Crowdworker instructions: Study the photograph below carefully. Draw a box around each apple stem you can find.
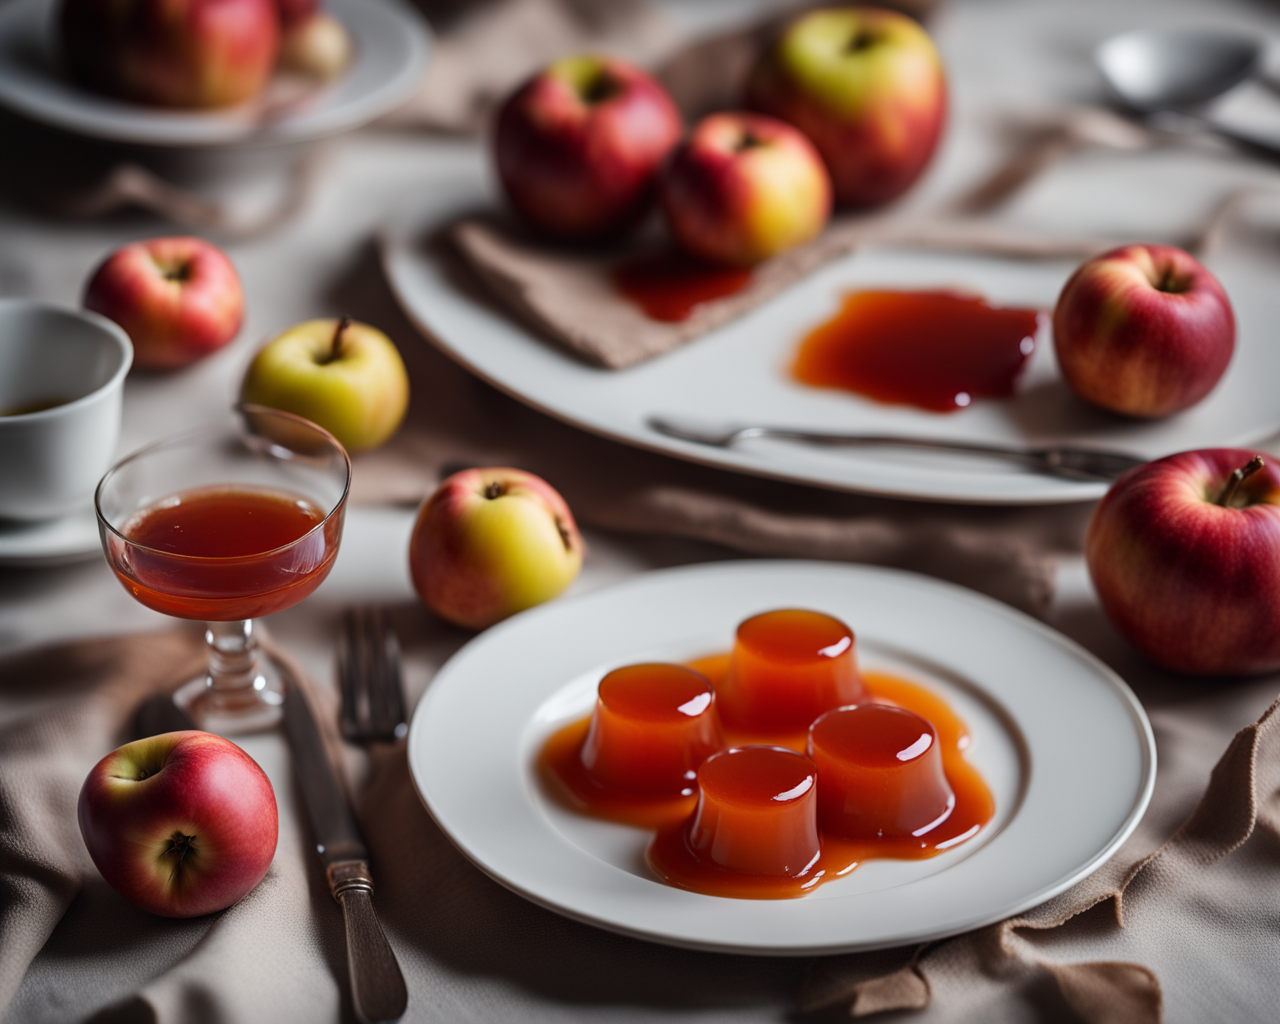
[163,831,197,863]
[327,316,352,364]
[1217,455,1265,507]
[484,481,506,500]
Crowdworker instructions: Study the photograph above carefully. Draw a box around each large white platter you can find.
[408,561,1155,955]
[381,164,1280,505]
[0,0,429,147]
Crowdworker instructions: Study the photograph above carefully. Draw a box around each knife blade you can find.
[282,672,408,1024]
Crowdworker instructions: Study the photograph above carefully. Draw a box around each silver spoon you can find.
[1096,28,1278,157]
[648,416,1146,484]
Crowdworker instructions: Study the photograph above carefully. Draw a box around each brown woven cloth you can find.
[3,629,1279,1022]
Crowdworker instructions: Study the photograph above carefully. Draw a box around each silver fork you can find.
[648,415,1147,483]
[339,608,408,743]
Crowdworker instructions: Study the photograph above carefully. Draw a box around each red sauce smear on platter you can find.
[792,289,1044,413]
[613,249,752,322]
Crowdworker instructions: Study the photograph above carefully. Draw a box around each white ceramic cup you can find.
[0,299,133,521]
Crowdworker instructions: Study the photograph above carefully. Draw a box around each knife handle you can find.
[329,861,408,1024]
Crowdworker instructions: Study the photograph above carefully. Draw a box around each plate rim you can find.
[0,0,431,147]
[406,559,1157,956]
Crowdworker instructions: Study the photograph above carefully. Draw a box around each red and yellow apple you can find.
[1053,244,1235,418]
[745,6,947,208]
[240,317,409,453]
[83,236,245,370]
[59,0,280,109]
[279,11,353,80]
[1087,449,1280,676]
[658,111,831,267]
[78,730,278,918]
[409,467,584,630]
[494,55,682,241]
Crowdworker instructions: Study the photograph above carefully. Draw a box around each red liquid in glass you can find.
[613,249,752,322]
[113,485,339,621]
[793,290,1043,412]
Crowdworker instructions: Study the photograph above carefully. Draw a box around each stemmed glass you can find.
[96,406,350,734]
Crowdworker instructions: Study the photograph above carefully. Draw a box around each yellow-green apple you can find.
[279,11,353,80]
[494,55,682,241]
[241,317,409,452]
[1053,244,1235,418]
[1086,449,1280,675]
[658,111,832,267]
[409,467,583,630]
[59,0,280,109]
[78,731,278,918]
[745,6,947,208]
[83,236,245,370]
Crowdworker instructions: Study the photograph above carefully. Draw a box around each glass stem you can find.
[205,619,265,696]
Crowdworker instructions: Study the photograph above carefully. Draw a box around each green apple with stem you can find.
[240,317,409,452]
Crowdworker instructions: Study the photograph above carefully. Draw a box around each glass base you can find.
[174,660,284,734]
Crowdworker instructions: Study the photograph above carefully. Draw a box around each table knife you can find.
[282,676,408,1024]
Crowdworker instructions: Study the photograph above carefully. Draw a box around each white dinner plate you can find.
[0,0,429,147]
[0,502,100,566]
[408,561,1155,955]
[381,163,1280,504]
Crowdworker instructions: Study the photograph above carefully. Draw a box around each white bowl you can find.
[0,299,132,521]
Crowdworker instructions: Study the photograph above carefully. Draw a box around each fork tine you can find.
[339,607,407,743]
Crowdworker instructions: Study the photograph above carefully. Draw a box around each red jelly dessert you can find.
[581,663,724,794]
[539,664,722,829]
[649,745,824,897]
[792,289,1042,413]
[808,704,954,840]
[613,248,752,322]
[717,609,865,736]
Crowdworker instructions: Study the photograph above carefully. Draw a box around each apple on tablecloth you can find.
[1087,449,1280,676]
[746,6,947,208]
[659,111,832,267]
[409,468,584,630]
[240,317,410,453]
[494,54,683,241]
[60,0,280,109]
[78,731,278,918]
[1053,243,1235,418]
[83,236,245,371]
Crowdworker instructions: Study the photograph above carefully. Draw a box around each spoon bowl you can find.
[1097,28,1263,112]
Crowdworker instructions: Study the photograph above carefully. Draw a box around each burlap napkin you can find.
[4,625,1280,1022]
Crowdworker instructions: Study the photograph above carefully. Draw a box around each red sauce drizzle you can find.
[613,249,752,322]
[792,289,1043,412]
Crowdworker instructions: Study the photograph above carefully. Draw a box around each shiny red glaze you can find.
[809,704,954,839]
[108,485,341,620]
[77,730,278,917]
[580,663,724,795]
[717,609,865,733]
[686,746,820,876]
[792,290,1041,412]
[613,249,752,322]
[494,56,682,241]
[1087,448,1280,675]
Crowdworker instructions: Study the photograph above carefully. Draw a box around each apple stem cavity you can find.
[163,831,198,864]
[319,316,352,365]
[483,481,507,500]
[1217,455,1265,507]
[735,130,765,152]
[581,71,623,105]
[846,30,880,53]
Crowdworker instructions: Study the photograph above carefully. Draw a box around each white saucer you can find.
[0,0,430,147]
[407,561,1156,955]
[0,503,101,566]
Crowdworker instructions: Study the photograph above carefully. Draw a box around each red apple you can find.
[409,468,584,630]
[60,0,280,109]
[745,7,947,208]
[1053,244,1235,418]
[78,731,278,917]
[1086,449,1280,675]
[658,111,832,267]
[494,55,682,241]
[83,236,245,370]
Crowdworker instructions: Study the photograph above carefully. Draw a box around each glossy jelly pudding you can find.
[809,704,954,840]
[717,609,865,736]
